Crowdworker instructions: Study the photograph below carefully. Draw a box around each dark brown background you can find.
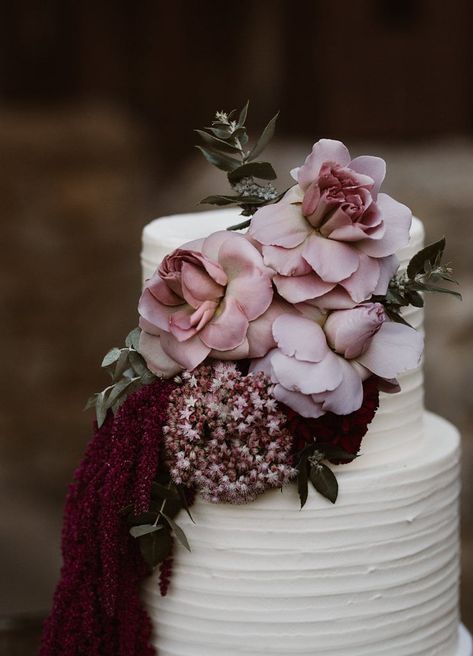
[1,0,473,651]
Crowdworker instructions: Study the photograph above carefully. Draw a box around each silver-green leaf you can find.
[162,512,191,551]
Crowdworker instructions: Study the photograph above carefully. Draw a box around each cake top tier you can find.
[141,209,424,281]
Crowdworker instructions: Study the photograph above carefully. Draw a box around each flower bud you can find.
[324,303,385,359]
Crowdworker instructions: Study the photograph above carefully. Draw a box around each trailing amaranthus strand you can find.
[40,379,176,656]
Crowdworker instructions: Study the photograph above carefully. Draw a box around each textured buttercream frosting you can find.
[143,414,462,656]
[140,208,470,655]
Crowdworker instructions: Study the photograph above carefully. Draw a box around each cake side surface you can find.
[143,412,461,656]
[141,209,425,468]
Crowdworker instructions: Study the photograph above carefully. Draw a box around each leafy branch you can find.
[296,443,357,508]
[373,237,461,326]
[197,101,281,226]
[85,327,156,427]
[123,472,194,568]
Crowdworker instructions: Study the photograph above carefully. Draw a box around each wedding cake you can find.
[141,209,471,656]
[40,111,471,656]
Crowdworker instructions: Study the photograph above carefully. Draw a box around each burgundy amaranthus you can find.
[40,379,175,656]
[164,362,296,503]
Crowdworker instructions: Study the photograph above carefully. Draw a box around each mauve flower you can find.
[324,303,385,359]
[138,231,284,375]
[250,307,423,418]
[248,139,411,310]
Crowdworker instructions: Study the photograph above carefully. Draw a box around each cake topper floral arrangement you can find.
[41,103,460,656]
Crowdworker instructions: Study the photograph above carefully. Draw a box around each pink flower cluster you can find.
[139,139,424,419]
[163,362,296,503]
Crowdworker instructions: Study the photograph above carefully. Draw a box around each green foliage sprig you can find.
[85,327,156,427]
[296,443,357,507]
[197,101,283,227]
[122,471,194,568]
[373,238,461,326]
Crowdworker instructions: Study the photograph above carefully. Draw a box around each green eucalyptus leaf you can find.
[237,100,249,128]
[101,347,121,368]
[96,388,111,428]
[125,327,141,350]
[84,393,98,411]
[320,445,358,463]
[176,485,196,523]
[107,378,134,406]
[139,527,173,567]
[128,350,149,377]
[384,307,412,327]
[162,512,191,551]
[416,283,462,299]
[407,237,446,279]
[200,195,242,206]
[247,111,279,161]
[227,161,276,183]
[309,463,338,504]
[113,350,130,381]
[196,146,240,172]
[130,524,163,538]
[195,129,241,154]
[297,458,309,509]
[405,289,424,307]
[227,218,251,231]
[206,126,233,139]
[151,482,180,501]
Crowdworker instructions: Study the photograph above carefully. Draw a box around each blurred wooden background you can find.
[1,0,472,651]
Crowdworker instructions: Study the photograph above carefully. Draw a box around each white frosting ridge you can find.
[142,413,462,655]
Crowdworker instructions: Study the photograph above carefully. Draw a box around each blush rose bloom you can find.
[250,304,423,418]
[138,230,292,376]
[248,139,411,311]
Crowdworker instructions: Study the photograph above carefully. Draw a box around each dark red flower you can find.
[40,379,176,656]
[284,377,380,460]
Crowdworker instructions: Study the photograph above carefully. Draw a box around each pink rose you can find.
[138,231,289,376]
[250,309,423,418]
[323,303,385,359]
[248,139,411,310]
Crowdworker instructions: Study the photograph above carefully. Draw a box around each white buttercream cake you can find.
[140,209,472,656]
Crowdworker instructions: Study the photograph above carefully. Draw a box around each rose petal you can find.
[274,272,335,304]
[160,331,210,370]
[297,139,351,190]
[357,321,424,379]
[199,296,249,351]
[210,339,250,361]
[293,302,326,322]
[146,274,182,306]
[302,233,360,283]
[349,155,386,198]
[312,358,364,415]
[249,200,310,248]
[139,288,187,332]
[272,314,328,363]
[271,349,343,394]
[246,297,295,359]
[273,384,326,418]
[248,350,275,379]
[262,242,312,276]
[219,236,274,321]
[339,252,380,303]
[138,331,183,378]
[357,193,412,257]
[373,254,399,295]
[312,287,357,310]
[180,261,225,308]
[201,230,240,262]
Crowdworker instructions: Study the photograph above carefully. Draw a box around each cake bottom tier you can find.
[142,412,468,656]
